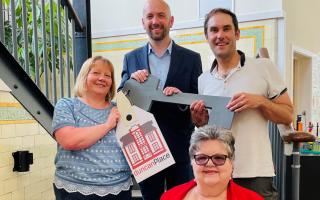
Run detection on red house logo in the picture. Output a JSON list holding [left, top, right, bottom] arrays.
[[120, 120, 166, 169]]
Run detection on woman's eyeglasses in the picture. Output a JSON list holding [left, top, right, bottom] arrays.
[[194, 154, 229, 166]]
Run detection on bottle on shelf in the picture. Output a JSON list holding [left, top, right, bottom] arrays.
[[297, 120, 303, 131], [308, 122, 313, 133], [296, 114, 302, 131]]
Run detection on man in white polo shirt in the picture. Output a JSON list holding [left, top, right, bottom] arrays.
[[190, 8, 293, 200]]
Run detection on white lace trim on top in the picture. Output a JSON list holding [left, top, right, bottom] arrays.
[[54, 176, 132, 197]]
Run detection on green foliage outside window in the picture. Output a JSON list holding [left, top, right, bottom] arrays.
[[3, 0, 72, 78]]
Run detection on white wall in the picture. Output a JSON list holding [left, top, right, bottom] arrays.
[[283, 0, 320, 123], [235, 0, 282, 16], [91, 0, 145, 37], [91, 0, 200, 38], [91, 0, 283, 38], [0, 79, 10, 92]]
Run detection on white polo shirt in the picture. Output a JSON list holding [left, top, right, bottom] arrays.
[[199, 56, 286, 178]]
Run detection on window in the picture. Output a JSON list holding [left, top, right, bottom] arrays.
[[141, 146, 149, 155], [136, 137, 145, 146], [132, 154, 139, 163], [147, 132, 156, 142], [152, 142, 160, 151], [128, 144, 135, 154]]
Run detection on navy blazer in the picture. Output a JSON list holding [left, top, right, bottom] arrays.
[[118, 41, 202, 162]]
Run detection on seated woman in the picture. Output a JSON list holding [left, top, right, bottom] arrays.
[[161, 125, 263, 200], [52, 56, 132, 200]]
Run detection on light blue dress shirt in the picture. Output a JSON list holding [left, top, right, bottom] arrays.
[[148, 40, 173, 90]]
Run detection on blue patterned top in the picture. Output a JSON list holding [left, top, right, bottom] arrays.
[[52, 97, 132, 196]]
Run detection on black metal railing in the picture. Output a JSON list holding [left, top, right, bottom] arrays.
[[0, 0, 84, 105], [269, 122, 286, 200], [0, 0, 87, 133]]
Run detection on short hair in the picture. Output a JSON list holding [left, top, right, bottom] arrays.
[[204, 8, 239, 37], [74, 56, 116, 101], [143, 0, 171, 17], [189, 125, 235, 160]]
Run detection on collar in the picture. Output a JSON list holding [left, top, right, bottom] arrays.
[[148, 40, 173, 56], [210, 50, 246, 73], [211, 62, 241, 80]]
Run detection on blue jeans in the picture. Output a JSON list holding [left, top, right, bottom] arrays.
[[53, 184, 132, 200], [139, 162, 193, 200]]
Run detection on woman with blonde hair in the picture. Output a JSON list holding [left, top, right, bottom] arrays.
[[52, 56, 132, 200]]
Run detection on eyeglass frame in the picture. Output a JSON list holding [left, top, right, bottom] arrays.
[[193, 154, 229, 166]]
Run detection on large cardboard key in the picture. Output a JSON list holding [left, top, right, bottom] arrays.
[[122, 75, 234, 129], [116, 91, 175, 183]]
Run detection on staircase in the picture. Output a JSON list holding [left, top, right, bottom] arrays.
[[0, 0, 144, 198], [0, 0, 87, 131]]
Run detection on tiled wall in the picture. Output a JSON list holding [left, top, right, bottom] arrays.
[[0, 91, 56, 200]]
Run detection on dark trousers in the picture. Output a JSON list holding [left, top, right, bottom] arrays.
[[139, 162, 193, 200], [53, 184, 132, 200], [233, 177, 278, 200]]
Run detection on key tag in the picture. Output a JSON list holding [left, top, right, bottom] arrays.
[[116, 91, 175, 183]]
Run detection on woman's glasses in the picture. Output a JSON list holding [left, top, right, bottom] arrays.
[[194, 154, 229, 166]]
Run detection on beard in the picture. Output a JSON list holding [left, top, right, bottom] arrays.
[[214, 50, 232, 59], [146, 24, 169, 41]]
